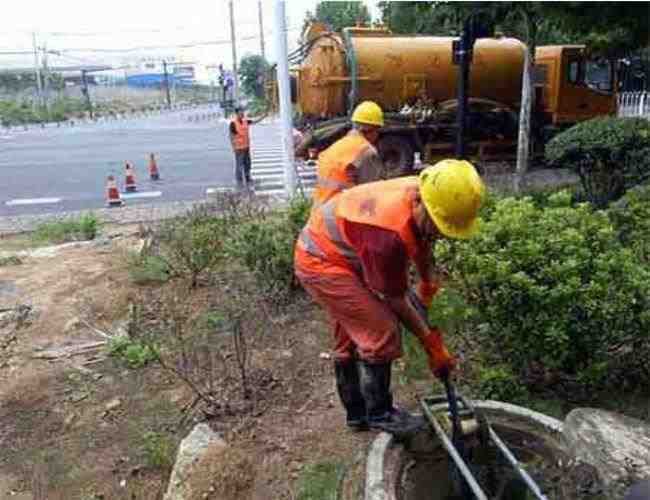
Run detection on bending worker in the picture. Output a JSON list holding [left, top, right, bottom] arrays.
[[295, 159, 485, 433], [312, 100, 386, 208]]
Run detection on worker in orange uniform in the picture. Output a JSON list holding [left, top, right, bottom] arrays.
[[229, 106, 264, 190], [312, 100, 386, 208], [295, 159, 485, 434]]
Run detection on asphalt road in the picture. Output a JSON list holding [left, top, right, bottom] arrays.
[[0, 106, 239, 216]]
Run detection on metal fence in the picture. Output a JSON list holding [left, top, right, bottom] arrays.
[[618, 91, 650, 118]]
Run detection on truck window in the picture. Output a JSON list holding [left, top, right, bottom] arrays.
[[585, 59, 613, 92], [568, 59, 580, 84]]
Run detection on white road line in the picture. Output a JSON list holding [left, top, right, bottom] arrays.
[[120, 191, 162, 200], [6, 197, 62, 206]]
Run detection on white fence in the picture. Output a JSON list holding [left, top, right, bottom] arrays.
[[618, 91, 650, 118]]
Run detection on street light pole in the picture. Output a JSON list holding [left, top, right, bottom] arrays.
[[32, 32, 43, 109], [229, 0, 239, 102], [274, 0, 296, 196], [162, 60, 172, 109]]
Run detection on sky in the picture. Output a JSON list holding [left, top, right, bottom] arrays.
[[0, 0, 382, 73]]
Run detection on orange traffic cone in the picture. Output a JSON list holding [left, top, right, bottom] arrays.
[[106, 175, 123, 207], [124, 161, 137, 192], [148, 153, 160, 181]]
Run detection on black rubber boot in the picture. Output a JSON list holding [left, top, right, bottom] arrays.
[[357, 361, 425, 438], [334, 362, 368, 431]]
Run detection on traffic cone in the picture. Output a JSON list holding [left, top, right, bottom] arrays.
[[148, 153, 160, 181], [124, 161, 137, 192], [106, 175, 123, 207]]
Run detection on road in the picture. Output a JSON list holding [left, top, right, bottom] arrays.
[[0, 105, 267, 216]]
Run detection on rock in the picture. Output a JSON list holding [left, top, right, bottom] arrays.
[[163, 423, 226, 500], [64, 413, 77, 428], [64, 317, 82, 334], [563, 408, 650, 499], [105, 398, 122, 412]]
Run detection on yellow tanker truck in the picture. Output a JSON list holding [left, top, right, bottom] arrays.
[[290, 23, 616, 172]]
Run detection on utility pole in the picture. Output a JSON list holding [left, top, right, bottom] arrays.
[[258, 0, 266, 60], [162, 60, 172, 109], [274, 0, 296, 196], [229, 0, 239, 102], [32, 32, 43, 109], [42, 41, 51, 113], [80, 70, 93, 119]]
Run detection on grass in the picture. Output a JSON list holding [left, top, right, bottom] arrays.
[[142, 431, 176, 470], [295, 461, 344, 500], [0, 255, 23, 266], [108, 336, 158, 369], [32, 213, 99, 245]]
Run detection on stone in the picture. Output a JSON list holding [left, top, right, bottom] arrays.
[[563, 408, 650, 499], [64, 317, 82, 334], [163, 423, 226, 500], [105, 398, 122, 412]]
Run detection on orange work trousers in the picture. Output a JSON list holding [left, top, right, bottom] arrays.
[[297, 270, 402, 363]]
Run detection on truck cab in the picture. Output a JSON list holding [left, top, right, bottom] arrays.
[[535, 46, 616, 126]]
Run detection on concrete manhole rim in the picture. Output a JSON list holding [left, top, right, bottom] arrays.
[[364, 399, 565, 500]]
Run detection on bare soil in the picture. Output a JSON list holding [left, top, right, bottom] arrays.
[[0, 227, 385, 500]]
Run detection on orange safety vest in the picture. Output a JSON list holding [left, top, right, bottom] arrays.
[[232, 118, 250, 150], [296, 177, 421, 276], [312, 132, 370, 207]]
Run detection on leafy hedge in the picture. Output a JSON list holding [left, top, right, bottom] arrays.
[[609, 183, 650, 264], [436, 193, 650, 389], [546, 117, 650, 207]]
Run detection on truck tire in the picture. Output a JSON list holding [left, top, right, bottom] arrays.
[[376, 135, 415, 178]]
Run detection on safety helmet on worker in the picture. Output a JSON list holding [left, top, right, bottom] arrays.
[[418, 159, 485, 239], [351, 101, 384, 128]]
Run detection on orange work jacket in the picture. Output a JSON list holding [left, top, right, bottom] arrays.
[[312, 132, 370, 207], [296, 177, 421, 276], [232, 118, 250, 150]]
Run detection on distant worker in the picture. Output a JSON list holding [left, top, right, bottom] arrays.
[[312, 100, 386, 208], [229, 106, 265, 190], [295, 160, 485, 434]]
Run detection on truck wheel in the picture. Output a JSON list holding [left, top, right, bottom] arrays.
[[377, 135, 415, 178]]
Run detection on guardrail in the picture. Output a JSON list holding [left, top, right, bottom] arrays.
[[618, 91, 650, 118]]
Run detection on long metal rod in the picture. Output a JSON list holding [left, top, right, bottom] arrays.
[[422, 402, 489, 500], [488, 426, 548, 500]]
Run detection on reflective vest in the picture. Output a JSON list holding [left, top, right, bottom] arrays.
[[296, 177, 421, 275], [232, 118, 250, 150], [312, 132, 370, 207]]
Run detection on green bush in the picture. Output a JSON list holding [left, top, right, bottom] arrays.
[[476, 365, 529, 403], [436, 196, 650, 389], [127, 253, 171, 285], [608, 183, 650, 264], [227, 194, 311, 304], [108, 336, 158, 368], [32, 213, 98, 244], [546, 117, 650, 207], [295, 461, 342, 500], [159, 206, 226, 287], [0, 256, 22, 267]]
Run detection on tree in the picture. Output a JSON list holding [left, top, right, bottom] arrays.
[[304, 1, 371, 33], [238, 54, 269, 100]]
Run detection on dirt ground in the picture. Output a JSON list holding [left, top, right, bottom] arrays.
[[0, 227, 388, 500]]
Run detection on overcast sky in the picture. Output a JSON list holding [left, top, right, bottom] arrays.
[[0, 0, 382, 70]]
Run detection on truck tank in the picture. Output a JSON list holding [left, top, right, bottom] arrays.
[[297, 27, 525, 119]]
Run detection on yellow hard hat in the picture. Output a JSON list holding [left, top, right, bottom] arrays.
[[351, 101, 384, 127], [419, 159, 485, 239]]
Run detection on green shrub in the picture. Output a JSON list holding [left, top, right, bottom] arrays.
[[608, 183, 650, 264], [436, 196, 650, 389], [159, 206, 226, 287], [127, 253, 171, 285], [32, 213, 99, 244], [141, 432, 175, 470], [546, 117, 650, 207], [476, 365, 529, 403], [108, 336, 158, 368], [227, 194, 311, 304]]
